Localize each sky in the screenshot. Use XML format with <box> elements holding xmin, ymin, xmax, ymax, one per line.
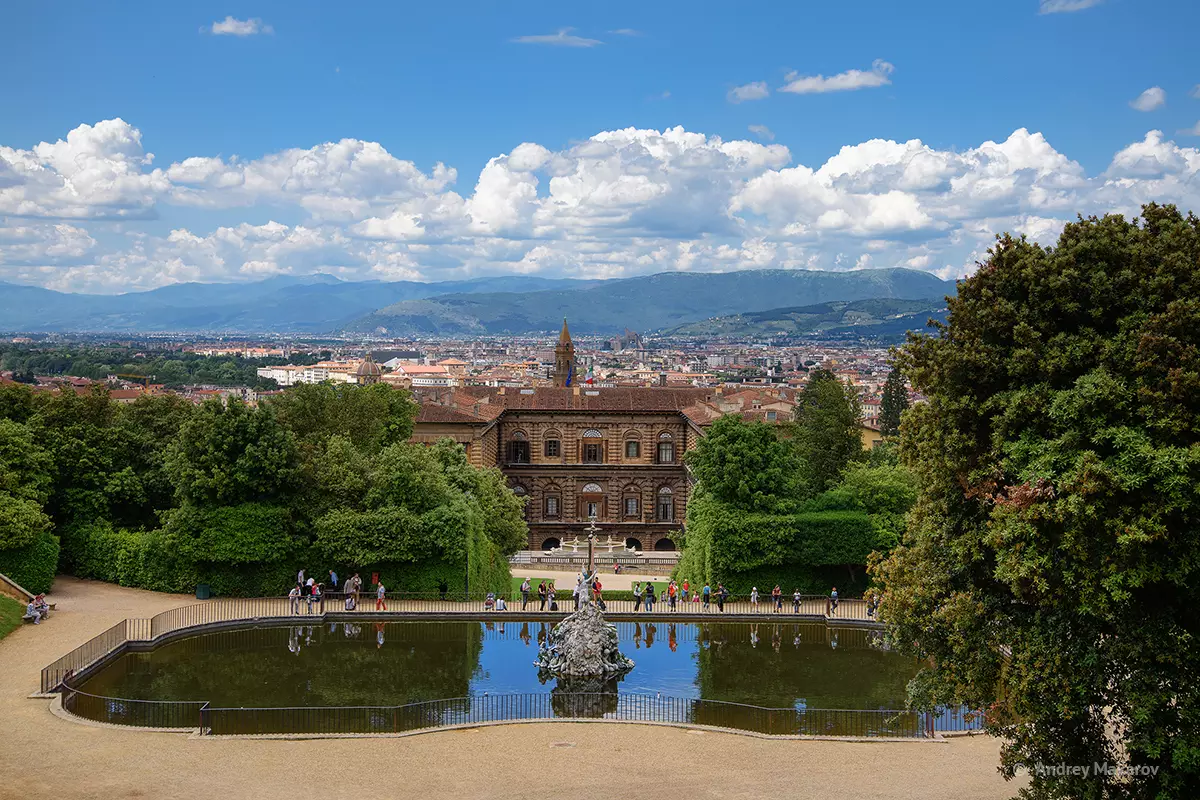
<box><xmin>2</xmin><ymin>0</ymin><xmax>1199</xmax><ymax>294</ymax></box>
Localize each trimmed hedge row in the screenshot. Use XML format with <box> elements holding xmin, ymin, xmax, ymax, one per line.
<box><xmin>0</xmin><ymin>530</ymin><xmax>60</xmax><ymax>595</ymax></box>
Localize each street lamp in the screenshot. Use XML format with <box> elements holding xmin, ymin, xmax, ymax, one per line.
<box><xmin>586</xmin><ymin>514</ymin><xmax>599</xmax><ymax>582</ymax></box>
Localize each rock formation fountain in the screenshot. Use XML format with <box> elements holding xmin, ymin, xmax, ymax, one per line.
<box><xmin>534</xmin><ymin>600</ymin><xmax>634</xmax><ymax>679</ymax></box>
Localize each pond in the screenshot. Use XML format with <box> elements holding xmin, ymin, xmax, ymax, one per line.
<box><xmin>80</xmin><ymin>620</ymin><xmax>916</xmax><ymax>714</ymax></box>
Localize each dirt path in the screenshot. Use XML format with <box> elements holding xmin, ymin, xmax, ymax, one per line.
<box><xmin>0</xmin><ymin>576</ymin><xmax>1023</xmax><ymax>800</ymax></box>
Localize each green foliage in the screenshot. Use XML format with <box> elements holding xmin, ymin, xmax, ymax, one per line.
<box><xmin>0</xmin><ymin>594</ymin><xmax>24</xmax><ymax>641</ymax></box>
<box><xmin>165</xmin><ymin>399</ymin><xmax>298</xmax><ymax>506</ymax></box>
<box><xmin>0</xmin><ymin>531</ymin><xmax>60</xmax><ymax>595</ymax></box>
<box><xmin>269</xmin><ymin>381</ymin><xmax>416</xmax><ymax>452</ymax></box>
<box><xmin>874</xmin><ymin>204</ymin><xmax>1200</xmax><ymax>798</ymax></box>
<box><xmin>165</xmin><ymin>503</ymin><xmax>297</xmax><ymax>565</ymax></box>
<box><xmin>790</xmin><ymin>369</ymin><xmax>864</xmax><ymax>496</ymax></box>
<box><xmin>878</xmin><ymin>368</ymin><xmax>908</xmax><ymax>438</ymax></box>
<box><xmin>0</xmin><ymin>382</ymin><xmax>38</xmax><ymax>423</ymax></box>
<box><xmin>684</xmin><ymin>415</ymin><xmax>801</xmax><ymax>510</ymax></box>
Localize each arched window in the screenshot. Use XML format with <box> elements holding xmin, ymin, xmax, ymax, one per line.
<box><xmin>656</xmin><ymin>432</ymin><xmax>675</xmax><ymax>464</ymax></box>
<box><xmin>654</xmin><ymin>538</ymin><xmax>676</xmax><ymax>552</ymax></box>
<box><xmin>582</xmin><ymin>429</ymin><xmax>604</xmax><ymax>463</ymax></box>
<box><xmin>541</xmin><ymin>537</ymin><xmax>561</xmax><ymax>551</ymax></box>
<box><xmin>657</xmin><ymin>486</ymin><xmax>675</xmax><ymax>522</ymax></box>
<box><xmin>543</xmin><ymin>428</ymin><xmax>561</xmax><ymax>458</ymax></box>
<box><xmin>508</xmin><ymin>430</ymin><xmax>530</xmax><ymax>464</ymax></box>
<box><xmin>512</xmin><ymin>484</ymin><xmax>527</xmax><ymax>495</ymax></box>
<box><xmin>582</xmin><ymin>483</ymin><xmax>603</xmax><ymax>493</ymax></box>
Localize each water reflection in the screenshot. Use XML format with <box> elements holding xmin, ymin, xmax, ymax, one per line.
<box><xmin>80</xmin><ymin>620</ymin><xmax>913</xmax><ymax>713</ymax></box>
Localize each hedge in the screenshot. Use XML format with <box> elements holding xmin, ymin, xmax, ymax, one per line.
<box><xmin>0</xmin><ymin>530</ymin><xmax>60</xmax><ymax>595</ymax></box>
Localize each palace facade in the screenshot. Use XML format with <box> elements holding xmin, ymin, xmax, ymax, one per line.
<box><xmin>410</xmin><ymin>320</ymin><xmax>710</xmax><ymax>552</ymax></box>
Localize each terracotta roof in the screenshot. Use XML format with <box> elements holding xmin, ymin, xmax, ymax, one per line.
<box><xmin>474</xmin><ymin>386</ymin><xmax>710</xmax><ymax>411</ymax></box>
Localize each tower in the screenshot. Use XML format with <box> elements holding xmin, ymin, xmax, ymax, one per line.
<box><xmin>553</xmin><ymin>318</ymin><xmax>576</xmax><ymax>387</ymax></box>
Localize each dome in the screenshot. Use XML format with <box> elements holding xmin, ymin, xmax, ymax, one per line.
<box><xmin>356</xmin><ymin>355</ymin><xmax>382</xmax><ymax>381</ymax></box>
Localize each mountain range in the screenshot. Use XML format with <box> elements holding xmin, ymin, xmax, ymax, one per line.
<box><xmin>343</xmin><ymin>268</ymin><xmax>954</xmax><ymax>336</ymax></box>
<box><xmin>0</xmin><ymin>268</ymin><xmax>955</xmax><ymax>335</ymax></box>
<box><xmin>661</xmin><ymin>298</ymin><xmax>949</xmax><ymax>339</ymax></box>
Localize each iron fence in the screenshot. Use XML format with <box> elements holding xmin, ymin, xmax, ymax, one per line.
<box><xmin>61</xmin><ymin>682</ymin><xmax>208</xmax><ymax>729</ymax></box>
<box><xmin>41</xmin><ymin>619</ymin><xmax>135</xmax><ymax>693</ymax></box>
<box><xmin>198</xmin><ymin>692</ymin><xmax>941</xmax><ymax>738</ymax></box>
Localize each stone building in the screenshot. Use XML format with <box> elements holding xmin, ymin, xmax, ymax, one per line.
<box><xmin>410</xmin><ymin>320</ymin><xmax>711</xmax><ymax>552</ymax></box>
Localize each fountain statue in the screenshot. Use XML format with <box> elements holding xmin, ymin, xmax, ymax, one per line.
<box><xmin>534</xmin><ymin>516</ymin><xmax>634</xmax><ymax>686</ymax></box>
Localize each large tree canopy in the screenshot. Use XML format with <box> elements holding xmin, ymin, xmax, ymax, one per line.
<box><xmin>790</xmin><ymin>369</ymin><xmax>863</xmax><ymax>496</ymax></box>
<box><xmin>875</xmin><ymin>204</ymin><xmax>1200</xmax><ymax>799</ymax></box>
<box><xmin>684</xmin><ymin>415</ymin><xmax>802</xmax><ymax>510</ymax></box>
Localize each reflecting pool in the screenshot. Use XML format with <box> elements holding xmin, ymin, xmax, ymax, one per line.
<box><xmin>80</xmin><ymin>620</ymin><xmax>915</xmax><ymax>712</ymax></box>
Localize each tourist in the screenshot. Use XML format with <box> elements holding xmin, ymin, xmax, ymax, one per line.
<box><xmin>572</xmin><ymin>579</ymin><xmax>583</xmax><ymax>611</ymax></box>
<box><xmin>306</xmin><ymin>582</ymin><xmax>317</xmax><ymax>614</ymax></box>
<box><xmin>497</xmin><ymin>595</ymin><xmax>508</xmax><ymax>611</ymax></box>
<box><xmin>24</xmin><ymin>599</ymin><xmax>44</xmax><ymax>624</ymax></box>
<box><xmin>830</xmin><ymin>586</ymin><xmax>839</xmax><ymax>615</ymax></box>
<box><xmin>668</xmin><ymin>580</ymin><xmax>677</xmax><ymax>611</ymax></box>
<box><xmin>376</xmin><ymin>581</ymin><xmax>388</xmax><ymax>611</ymax></box>
<box><xmin>691</xmin><ymin>591</ymin><xmax>701</xmax><ymax>606</ymax></box>
<box><xmin>33</xmin><ymin>594</ymin><xmax>49</xmax><ymax>618</ymax></box>
<box><xmin>772</xmin><ymin>585</ymin><xmax>782</xmax><ymax>613</ymax></box>
<box><xmin>682</xmin><ymin>579</ymin><xmax>690</xmax><ymax>602</ymax></box>
<box><xmin>633</xmin><ymin>581</ymin><xmax>643</xmax><ymax>612</ymax></box>
<box><xmin>750</xmin><ymin>586</ymin><xmax>759</xmax><ymax>610</ymax></box>
<box><xmin>548</xmin><ymin>581</ymin><xmax>558</xmax><ymax>611</ymax></box>
<box><xmin>328</xmin><ymin>570</ymin><xmax>338</xmax><ymax>591</ymax></box>
<box><xmin>792</xmin><ymin>588</ymin><xmax>801</xmax><ymax>614</ymax></box>
<box><xmin>702</xmin><ymin>583</ymin><xmax>711</xmax><ymax>612</ymax></box>
<box><xmin>288</xmin><ymin>585</ymin><xmax>301</xmax><ymax>615</ymax></box>
<box><xmin>520</xmin><ymin>577</ymin><xmax>531</xmax><ymax>610</ymax></box>
<box><xmin>593</xmin><ymin>578</ymin><xmax>605</xmax><ymax>610</ymax></box>
<box><xmin>438</xmin><ymin>578</ymin><xmax>449</xmax><ymax>601</ymax></box>
<box><xmin>376</xmin><ymin>622</ymin><xmax>385</xmax><ymax>649</ymax></box>
<box><xmin>717</xmin><ymin>584</ymin><xmax>728</xmax><ymax>613</ymax></box>
<box><xmin>314</xmin><ymin>582</ymin><xmax>324</xmax><ymax>613</ymax></box>
<box><xmin>644</xmin><ymin>582</ymin><xmax>655</xmax><ymax>613</ymax></box>
<box><xmin>537</xmin><ymin>580</ymin><xmax>547</xmax><ymax>610</ymax></box>
<box><xmin>297</xmin><ymin>568</ymin><xmax>305</xmax><ymax>587</ymax></box>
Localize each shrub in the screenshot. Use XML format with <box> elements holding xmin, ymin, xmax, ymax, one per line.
<box><xmin>0</xmin><ymin>530</ymin><xmax>60</xmax><ymax>595</ymax></box>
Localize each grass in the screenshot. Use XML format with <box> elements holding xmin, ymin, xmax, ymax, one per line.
<box><xmin>0</xmin><ymin>595</ymin><xmax>26</xmax><ymax>642</ymax></box>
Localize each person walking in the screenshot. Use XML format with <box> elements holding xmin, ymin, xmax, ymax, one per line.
<box><xmin>633</xmin><ymin>581</ymin><xmax>643</xmax><ymax>612</ymax></box>
<box><xmin>376</xmin><ymin>581</ymin><xmax>388</xmax><ymax>611</ymax></box>
<box><xmin>717</xmin><ymin>584</ymin><xmax>728</xmax><ymax>613</ymax></box>
<box><xmin>772</xmin><ymin>585</ymin><xmax>782</xmax><ymax>613</ymax></box>
<box><xmin>289</xmin><ymin>585</ymin><xmax>301</xmax><ymax>615</ymax></box>
<box><xmin>314</xmin><ymin>582</ymin><xmax>325</xmax><ymax>613</ymax></box>
<box><xmin>520</xmin><ymin>577</ymin><xmax>531</xmax><ymax>610</ymax></box>
<box><xmin>644</xmin><ymin>582</ymin><xmax>656</xmax><ymax>613</ymax></box>
<box><xmin>668</xmin><ymin>580</ymin><xmax>677</xmax><ymax>611</ymax></box>
<box><xmin>682</xmin><ymin>579</ymin><xmax>690</xmax><ymax>603</ymax></box>
<box><xmin>792</xmin><ymin>588</ymin><xmax>801</xmax><ymax>614</ymax></box>
<box><xmin>750</xmin><ymin>586</ymin><xmax>759</xmax><ymax>611</ymax></box>
<box><xmin>830</xmin><ymin>586</ymin><xmax>839</xmax><ymax>616</ymax></box>
<box><xmin>538</xmin><ymin>580</ymin><xmax>548</xmax><ymax>611</ymax></box>
<box><xmin>328</xmin><ymin>570</ymin><xmax>339</xmax><ymax>591</ymax></box>
<box><xmin>702</xmin><ymin>583</ymin><xmax>711</xmax><ymax>612</ymax></box>
<box><xmin>297</xmin><ymin>568</ymin><xmax>305</xmax><ymax>588</ymax></box>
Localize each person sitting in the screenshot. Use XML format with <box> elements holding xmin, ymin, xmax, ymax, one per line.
<box><xmin>23</xmin><ymin>600</ymin><xmax>45</xmax><ymax>624</ymax></box>
<box><xmin>496</xmin><ymin>596</ymin><xmax>507</xmax><ymax>611</ymax></box>
<box><xmin>484</xmin><ymin>592</ymin><xmax>496</xmax><ymax>611</ymax></box>
<box><xmin>33</xmin><ymin>594</ymin><xmax>50</xmax><ymax>618</ymax></box>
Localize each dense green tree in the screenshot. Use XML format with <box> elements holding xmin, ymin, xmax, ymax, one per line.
<box><xmin>271</xmin><ymin>381</ymin><xmax>416</xmax><ymax>453</ymax></box>
<box><xmin>0</xmin><ymin>382</ymin><xmax>38</xmax><ymax>423</ymax></box>
<box><xmin>874</xmin><ymin>204</ymin><xmax>1200</xmax><ymax>799</ymax></box>
<box><xmin>790</xmin><ymin>369</ymin><xmax>863</xmax><ymax>495</ymax></box>
<box><xmin>684</xmin><ymin>415</ymin><xmax>801</xmax><ymax>510</ymax></box>
<box><xmin>165</xmin><ymin>398</ymin><xmax>298</xmax><ymax>506</ymax></box>
<box><xmin>878</xmin><ymin>368</ymin><xmax>909</xmax><ymax>438</ymax></box>
<box><xmin>429</xmin><ymin>438</ymin><xmax>528</xmax><ymax>555</ymax></box>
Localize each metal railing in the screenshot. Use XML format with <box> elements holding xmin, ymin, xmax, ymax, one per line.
<box><xmin>41</xmin><ymin>619</ymin><xmax>141</xmax><ymax>693</ymax></box>
<box><xmin>197</xmin><ymin>693</ymin><xmax>941</xmax><ymax>738</ymax></box>
<box><xmin>62</xmin><ymin>683</ymin><xmax>208</xmax><ymax>729</ymax></box>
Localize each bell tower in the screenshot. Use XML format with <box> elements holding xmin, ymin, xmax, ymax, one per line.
<box><xmin>553</xmin><ymin>318</ymin><xmax>576</xmax><ymax>387</ymax></box>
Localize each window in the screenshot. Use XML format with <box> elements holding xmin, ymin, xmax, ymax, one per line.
<box><xmin>625</xmin><ymin>440</ymin><xmax>640</xmax><ymax>459</ymax></box>
<box><xmin>624</xmin><ymin>497</ymin><xmax>639</xmax><ymax>517</ymax></box>
<box><xmin>586</xmin><ymin>501</ymin><xmax>599</xmax><ymax>519</ymax></box>
<box><xmin>657</xmin><ymin>486</ymin><xmax>674</xmax><ymax>522</ymax></box>
<box><xmin>545</xmin><ymin>496</ymin><xmax>560</xmax><ymax>518</ymax></box>
<box><xmin>766</xmin><ymin>410</ymin><xmax>777</xmax><ymax>422</ymax></box>
<box><xmin>584</xmin><ymin>442</ymin><xmax>603</xmax><ymax>464</ymax></box>
<box><xmin>544</xmin><ymin>439</ymin><xmax>560</xmax><ymax>458</ymax></box>
<box><xmin>656</xmin><ymin>441</ymin><xmax>674</xmax><ymax>464</ymax></box>
<box><xmin>508</xmin><ymin>433</ymin><xmax>530</xmax><ymax>464</ymax></box>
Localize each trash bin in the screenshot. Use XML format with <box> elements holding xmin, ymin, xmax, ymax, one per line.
<box><xmin>196</xmin><ymin>583</ymin><xmax>211</xmax><ymax>600</ymax></box>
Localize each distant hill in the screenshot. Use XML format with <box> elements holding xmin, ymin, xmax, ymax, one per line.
<box><xmin>662</xmin><ymin>298</ymin><xmax>949</xmax><ymax>340</ymax></box>
<box><xmin>344</xmin><ymin>268</ymin><xmax>955</xmax><ymax>336</ymax></box>
<box><xmin>0</xmin><ymin>274</ymin><xmax>600</xmax><ymax>333</ymax></box>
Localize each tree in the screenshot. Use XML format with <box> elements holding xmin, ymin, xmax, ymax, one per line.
<box><xmin>873</xmin><ymin>205</ymin><xmax>1200</xmax><ymax>798</ymax></box>
<box><xmin>684</xmin><ymin>415</ymin><xmax>802</xmax><ymax>510</ymax></box>
<box><xmin>165</xmin><ymin>399</ymin><xmax>298</xmax><ymax>506</ymax></box>
<box><xmin>878</xmin><ymin>368</ymin><xmax>908</xmax><ymax>438</ymax></box>
<box><xmin>271</xmin><ymin>382</ymin><xmax>416</xmax><ymax>454</ymax></box>
<box><xmin>790</xmin><ymin>369</ymin><xmax>863</xmax><ymax>496</ymax></box>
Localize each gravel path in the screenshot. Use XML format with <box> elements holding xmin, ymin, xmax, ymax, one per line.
<box><xmin>0</xmin><ymin>576</ymin><xmax>1024</xmax><ymax>800</ymax></box>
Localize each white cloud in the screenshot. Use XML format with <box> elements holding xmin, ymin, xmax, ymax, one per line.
<box><xmin>748</xmin><ymin>125</ymin><xmax>775</xmax><ymax>141</ymax></box>
<box><xmin>1038</xmin><ymin>0</ymin><xmax>1103</xmax><ymax>13</ymax></box>
<box><xmin>3</xmin><ymin>119</ymin><xmax>1200</xmax><ymax>293</ymax></box>
<box><xmin>208</xmin><ymin>16</ymin><xmax>273</xmax><ymax>36</ymax></box>
<box><xmin>779</xmin><ymin>60</ymin><xmax>894</xmax><ymax>95</ymax></box>
<box><xmin>511</xmin><ymin>28</ymin><xmax>601</xmax><ymax>47</ymax></box>
<box><xmin>1180</xmin><ymin>121</ymin><xmax>1200</xmax><ymax>136</ymax></box>
<box><xmin>1130</xmin><ymin>87</ymin><xmax>1166</xmax><ymax>112</ymax></box>
<box><xmin>728</xmin><ymin>82</ymin><xmax>769</xmax><ymax>103</ymax></box>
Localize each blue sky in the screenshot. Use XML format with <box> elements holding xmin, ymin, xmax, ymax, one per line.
<box><xmin>3</xmin><ymin>0</ymin><xmax>1199</xmax><ymax>293</ymax></box>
